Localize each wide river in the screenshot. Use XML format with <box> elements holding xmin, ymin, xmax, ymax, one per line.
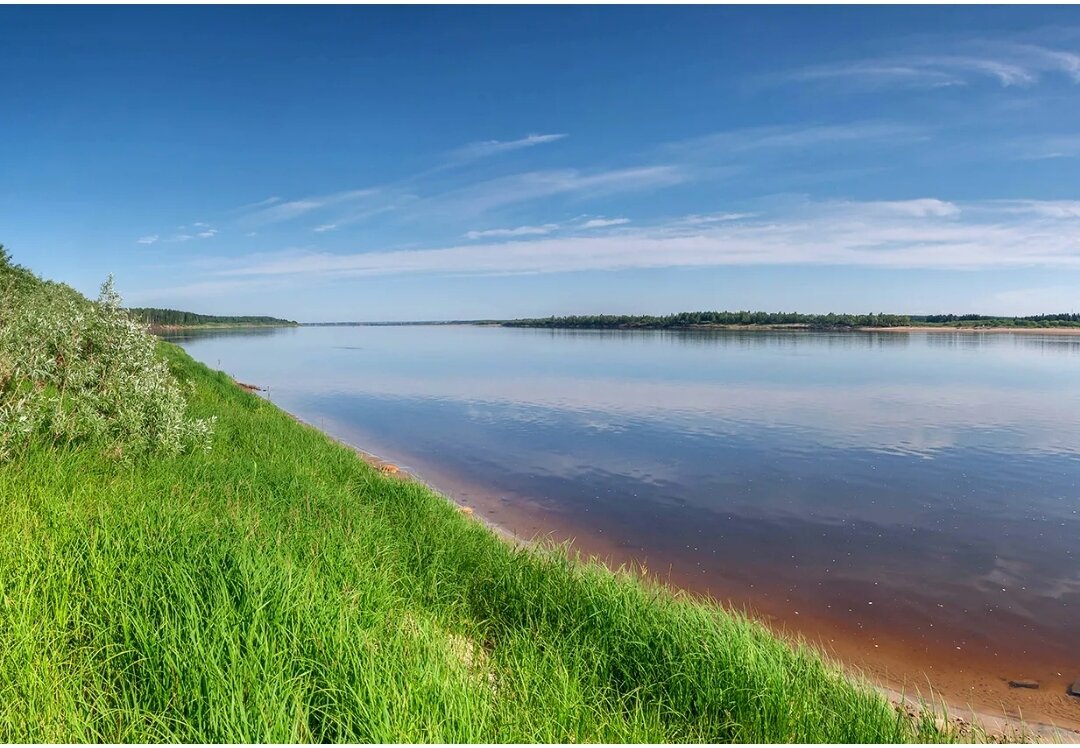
<box><xmin>171</xmin><ymin>325</ymin><xmax>1080</xmax><ymax>726</ymax></box>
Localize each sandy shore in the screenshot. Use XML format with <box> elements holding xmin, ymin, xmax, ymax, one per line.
<box><xmin>860</xmin><ymin>326</ymin><xmax>1080</xmax><ymax>335</ymax></box>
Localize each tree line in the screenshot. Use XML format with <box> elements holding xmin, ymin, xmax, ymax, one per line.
<box><xmin>503</xmin><ymin>311</ymin><xmax>914</xmax><ymax>329</ymax></box>
<box><xmin>127</xmin><ymin>307</ymin><xmax>298</xmax><ymax>327</ymax></box>
<box><xmin>503</xmin><ymin>310</ymin><xmax>1080</xmax><ymax>330</ymax></box>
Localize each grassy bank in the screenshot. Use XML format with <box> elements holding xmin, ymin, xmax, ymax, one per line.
<box><xmin>0</xmin><ymin>254</ymin><xmax>961</xmax><ymax>742</ymax></box>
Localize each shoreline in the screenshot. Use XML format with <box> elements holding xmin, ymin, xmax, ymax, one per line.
<box><xmin>246</xmin><ymin>383</ymin><xmax>1080</xmax><ymax>741</ymax></box>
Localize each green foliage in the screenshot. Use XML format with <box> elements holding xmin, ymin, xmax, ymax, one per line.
<box><xmin>0</xmin><ymin>343</ymin><xmax>969</xmax><ymax>742</ymax></box>
<box><xmin>506</xmin><ymin>311</ymin><xmax>914</xmax><ymax>329</ymax></box>
<box><xmin>128</xmin><ymin>307</ymin><xmax>297</xmax><ymax>327</ymax></box>
<box><xmin>0</xmin><ymin>247</ymin><xmax>213</xmax><ymax>459</ymax></box>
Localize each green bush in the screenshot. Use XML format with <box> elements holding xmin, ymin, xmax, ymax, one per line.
<box><xmin>0</xmin><ymin>247</ymin><xmax>213</xmax><ymax>459</ymax></box>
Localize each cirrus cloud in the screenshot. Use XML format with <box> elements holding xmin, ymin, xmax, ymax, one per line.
<box><xmin>205</xmin><ymin>197</ymin><xmax>1080</xmax><ymax>281</ymax></box>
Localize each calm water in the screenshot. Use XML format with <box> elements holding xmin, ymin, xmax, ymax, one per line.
<box><xmin>171</xmin><ymin>325</ymin><xmax>1080</xmax><ymax>687</ymax></box>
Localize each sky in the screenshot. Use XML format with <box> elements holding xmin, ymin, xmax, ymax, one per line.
<box><xmin>3</xmin><ymin>5</ymin><xmax>1080</xmax><ymax>321</ymax></box>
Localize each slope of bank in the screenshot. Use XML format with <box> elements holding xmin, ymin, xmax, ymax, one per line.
<box><xmin>1</xmin><ymin>356</ymin><xmax>966</xmax><ymax>740</ymax></box>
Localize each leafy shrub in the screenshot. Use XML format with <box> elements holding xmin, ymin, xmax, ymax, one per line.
<box><xmin>0</xmin><ymin>247</ymin><xmax>214</xmax><ymax>459</ymax></box>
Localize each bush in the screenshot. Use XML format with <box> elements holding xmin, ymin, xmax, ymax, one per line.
<box><xmin>0</xmin><ymin>247</ymin><xmax>213</xmax><ymax>459</ymax></box>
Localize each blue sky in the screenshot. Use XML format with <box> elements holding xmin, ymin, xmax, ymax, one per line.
<box><xmin>4</xmin><ymin>6</ymin><xmax>1080</xmax><ymax>321</ymax></box>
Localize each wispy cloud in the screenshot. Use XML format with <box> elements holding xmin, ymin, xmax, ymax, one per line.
<box><xmin>791</xmin><ymin>63</ymin><xmax>965</xmax><ymax>89</ymax></box>
<box><xmin>231</xmin><ymin>196</ymin><xmax>282</xmax><ymax>213</ymax></box>
<box><xmin>828</xmin><ymin>198</ymin><xmax>961</xmax><ymax>218</ymax></box>
<box><xmin>145</xmin><ymin>223</ymin><xmax>221</xmax><ymax>243</ymax></box>
<box><xmin>435</xmin><ymin>166</ymin><xmax>685</xmax><ymax>217</ymax></box>
<box><xmin>313</xmin><ymin>224</ymin><xmax>338</xmax><ymax>233</ymax></box>
<box><xmin>786</xmin><ymin>42</ymin><xmax>1080</xmax><ymax>91</ymax></box>
<box><xmin>464</xmin><ymin>216</ymin><xmax>631</xmax><ymax>240</ymax></box>
<box><xmin>240</xmin><ymin>189</ymin><xmax>380</xmax><ymax>226</ymax></box>
<box><xmin>465</xmin><ymin>224</ymin><xmax>560</xmax><ymax>240</ymax></box>
<box><xmin>204</xmin><ymin>196</ymin><xmax>1080</xmax><ymax>280</ymax></box>
<box><xmin>663</xmin><ymin>121</ymin><xmax>927</xmax><ymax>163</ymax></box>
<box><xmin>450</xmin><ymin>133</ymin><xmax>568</xmax><ymax>162</ymax></box>
<box><xmin>678</xmin><ymin>213</ymin><xmax>756</xmax><ymax>225</ymax></box>
<box><xmin>580</xmin><ymin>217</ymin><xmax>630</xmax><ymax>229</ymax></box>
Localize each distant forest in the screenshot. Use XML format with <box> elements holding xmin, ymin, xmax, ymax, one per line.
<box><xmin>503</xmin><ymin>311</ymin><xmax>1080</xmax><ymax>330</ymax></box>
<box><xmin>504</xmin><ymin>312</ymin><xmax>912</xmax><ymax>329</ymax></box>
<box><xmin>128</xmin><ymin>308</ymin><xmax>298</xmax><ymax>327</ymax></box>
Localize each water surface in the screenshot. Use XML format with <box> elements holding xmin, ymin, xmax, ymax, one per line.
<box><xmin>171</xmin><ymin>325</ymin><xmax>1080</xmax><ymax>720</ymax></box>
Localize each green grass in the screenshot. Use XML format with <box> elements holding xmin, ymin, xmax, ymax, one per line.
<box><xmin>0</xmin><ymin>342</ymin><xmax>964</xmax><ymax>742</ymax></box>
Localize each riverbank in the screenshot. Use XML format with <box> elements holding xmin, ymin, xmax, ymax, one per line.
<box><xmin>1</xmin><ymin>335</ymin><xmax>969</xmax><ymax>742</ymax></box>
<box><xmin>272</xmin><ymin>413</ymin><xmax>1080</xmax><ymax>743</ymax></box>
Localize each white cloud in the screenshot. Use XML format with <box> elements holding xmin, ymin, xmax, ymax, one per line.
<box><xmin>831</xmin><ymin>198</ymin><xmax>961</xmax><ymax>218</ymax></box>
<box><xmin>240</xmin><ymin>188</ymin><xmax>380</xmax><ymax>226</ymax></box>
<box><xmin>436</xmin><ymin>166</ymin><xmax>685</xmax><ymax>217</ymax></box>
<box><xmin>663</xmin><ymin>122</ymin><xmax>928</xmax><ymax>164</ymax></box>
<box><xmin>207</xmin><ymin>197</ymin><xmax>1080</xmax><ymax>279</ymax></box>
<box><xmin>679</xmin><ymin>213</ymin><xmax>757</xmax><ymax>225</ymax></box>
<box><xmin>788</xmin><ymin>42</ymin><xmax>1080</xmax><ymax>90</ymax></box>
<box><xmin>232</xmin><ymin>196</ymin><xmax>282</xmax><ymax>212</ymax></box>
<box><xmin>136</xmin><ymin>235</ymin><xmax>159</xmax><ymax>245</ymax></box>
<box><xmin>580</xmin><ymin>217</ymin><xmax>630</xmax><ymax>229</ymax></box>
<box><xmin>314</xmin><ymin>224</ymin><xmax>338</xmax><ymax>233</ymax></box>
<box><xmin>790</xmin><ymin>63</ymin><xmax>966</xmax><ymax>89</ymax></box>
<box><xmin>465</xmin><ymin>224</ymin><xmax>559</xmax><ymax>240</ymax></box>
<box><xmin>465</xmin><ymin>216</ymin><xmax>630</xmax><ymax>240</ymax></box>
<box><xmin>451</xmin><ymin>133</ymin><xmax>567</xmax><ymax>161</ymax></box>
<box><xmin>196</xmin><ymin>228</ymin><xmax>217</xmax><ymax>239</ymax></box>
